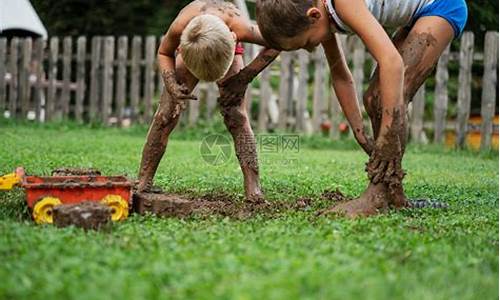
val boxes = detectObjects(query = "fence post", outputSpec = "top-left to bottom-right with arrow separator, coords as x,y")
89,36 -> 102,122
188,85 -> 201,127
101,36 -> 115,124
329,35 -> 348,139
313,47 -> 327,133
60,37 -> 72,119
144,36 -> 156,123
352,36 -> 365,106
278,52 -> 293,130
19,38 -> 32,119
0,38 -> 6,115
296,50 -> 310,132
33,38 -> 45,122
480,32 -> 499,151
115,36 -> 128,126
130,36 -> 142,122
410,84 -> 426,143
156,36 -> 164,96
258,64 -> 271,132
75,36 -> 86,123
206,83 -> 218,119
455,32 -> 474,148
433,45 -> 450,143
8,38 -> 19,118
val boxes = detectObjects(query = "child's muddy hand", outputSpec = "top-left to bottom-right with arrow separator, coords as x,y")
162,70 -> 198,101
366,138 -> 404,184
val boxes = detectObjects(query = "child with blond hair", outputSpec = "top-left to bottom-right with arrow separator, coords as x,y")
137,0 -> 278,202
256,0 -> 467,217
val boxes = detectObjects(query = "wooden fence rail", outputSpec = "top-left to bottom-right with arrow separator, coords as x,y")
0,31 -> 498,150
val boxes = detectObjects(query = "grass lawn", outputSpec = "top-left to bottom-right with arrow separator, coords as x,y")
0,122 -> 498,300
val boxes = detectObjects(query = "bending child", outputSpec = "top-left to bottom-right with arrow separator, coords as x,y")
256,0 -> 468,217
137,0 -> 279,201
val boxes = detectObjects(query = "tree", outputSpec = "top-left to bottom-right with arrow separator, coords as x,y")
31,0 -> 172,37
32,0 -> 498,39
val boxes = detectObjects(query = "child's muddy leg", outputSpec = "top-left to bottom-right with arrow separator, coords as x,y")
400,17 -> 455,105
377,16 -> 454,207
324,18 -> 454,217
218,55 -> 263,202
137,56 -> 198,192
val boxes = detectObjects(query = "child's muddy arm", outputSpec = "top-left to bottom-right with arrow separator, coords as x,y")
336,0 -> 405,183
218,48 -> 280,106
336,0 -> 405,136
322,37 -> 374,155
158,12 -> 198,100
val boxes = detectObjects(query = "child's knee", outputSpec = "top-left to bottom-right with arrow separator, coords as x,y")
156,93 -> 186,125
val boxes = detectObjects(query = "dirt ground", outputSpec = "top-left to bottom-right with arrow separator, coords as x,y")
133,189 -> 349,220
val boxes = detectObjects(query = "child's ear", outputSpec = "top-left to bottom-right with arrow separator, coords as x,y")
306,7 -> 322,23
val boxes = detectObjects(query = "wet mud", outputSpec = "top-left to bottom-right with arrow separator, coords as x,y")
53,201 -> 112,230
132,190 -> 335,219
132,188 -> 445,220
51,168 -> 102,176
321,189 -> 348,202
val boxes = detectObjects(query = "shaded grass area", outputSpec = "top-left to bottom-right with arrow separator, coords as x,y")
0,123 -> 498,300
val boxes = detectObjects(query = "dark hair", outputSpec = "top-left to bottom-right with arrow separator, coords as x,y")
256,0 -> 316,49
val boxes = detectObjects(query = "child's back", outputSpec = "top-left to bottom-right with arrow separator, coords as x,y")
325,0 -> 434,32
324,0 -> 467,37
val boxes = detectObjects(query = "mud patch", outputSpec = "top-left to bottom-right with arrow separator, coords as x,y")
134,191 -> 301,219
51,168 -> 102,176
294,197 -> 312,210
321,189 -> 348,202
133,193 -> 194,218
53,201 -> 111,230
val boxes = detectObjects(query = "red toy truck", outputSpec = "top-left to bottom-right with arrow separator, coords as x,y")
0,167 -> 132,224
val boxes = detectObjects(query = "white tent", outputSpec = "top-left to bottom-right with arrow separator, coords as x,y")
0,0 -> 47,38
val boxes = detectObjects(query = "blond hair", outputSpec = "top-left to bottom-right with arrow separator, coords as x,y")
180,15 -> 236,82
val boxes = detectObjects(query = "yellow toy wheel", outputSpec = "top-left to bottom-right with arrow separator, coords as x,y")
33,197 -> 62,224
101,195 -> 129,221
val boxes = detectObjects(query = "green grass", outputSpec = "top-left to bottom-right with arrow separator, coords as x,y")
0,123 -> 498,300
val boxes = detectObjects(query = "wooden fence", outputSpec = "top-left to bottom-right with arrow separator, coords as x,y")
0,31 -> 498,150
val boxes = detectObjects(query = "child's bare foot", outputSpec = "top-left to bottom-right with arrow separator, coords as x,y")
320,183 -> 390,218
388,183 -> 411,208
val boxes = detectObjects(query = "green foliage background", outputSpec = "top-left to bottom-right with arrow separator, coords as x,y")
31,0 -> 498,39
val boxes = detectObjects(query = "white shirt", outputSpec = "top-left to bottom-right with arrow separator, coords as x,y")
325,0 -> 436,33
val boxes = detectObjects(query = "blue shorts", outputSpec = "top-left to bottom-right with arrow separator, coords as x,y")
413,0 -> 468,38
